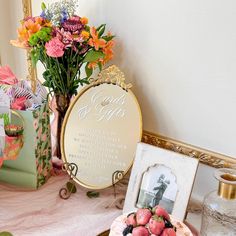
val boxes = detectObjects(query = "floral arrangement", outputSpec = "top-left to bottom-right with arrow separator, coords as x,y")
11,0 -> 115,159
13,0 -> 115,97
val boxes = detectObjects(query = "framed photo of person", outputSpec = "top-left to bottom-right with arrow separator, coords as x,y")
123,142 -> 199,221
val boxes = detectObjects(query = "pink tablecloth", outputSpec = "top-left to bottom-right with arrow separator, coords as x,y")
0,175 -> 122,236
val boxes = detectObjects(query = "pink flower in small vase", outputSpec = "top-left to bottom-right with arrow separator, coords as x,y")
45,38 -> 65,57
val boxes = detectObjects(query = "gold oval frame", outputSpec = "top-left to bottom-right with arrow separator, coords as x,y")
61,65 -> 143,190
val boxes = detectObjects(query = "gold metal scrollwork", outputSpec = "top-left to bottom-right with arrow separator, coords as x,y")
59,162 -> 78,200
112,170 -> 124,198
89,65 -> 132,91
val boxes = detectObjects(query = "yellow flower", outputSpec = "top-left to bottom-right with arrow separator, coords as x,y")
81,30 -> 90,39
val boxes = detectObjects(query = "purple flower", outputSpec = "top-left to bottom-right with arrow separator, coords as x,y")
60,9 -> 68,23
62,16 -> 84,34
40,10 -> 46,19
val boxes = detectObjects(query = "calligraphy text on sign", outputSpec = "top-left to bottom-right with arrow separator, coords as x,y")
78,90 -> 126,121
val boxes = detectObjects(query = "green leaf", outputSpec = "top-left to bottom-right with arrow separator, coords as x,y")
30,49 -> 40,67
41,2 -> 46,11
102,35 -> 115,42
96,24 -> 106,33
0,232 -> 13,236
97,24 -> 106,37
73,80 -> 80,86
85,63 -> 93,78
98,61 -> 102,71
83,50 -> 104,62
66,182 -> 77,194
0,113 -> 10,126
42,80 -> 51,88
86,191 -> 100,198
42,70 -> 53,88
84,25 -> 90,32
79,78 -> 90,86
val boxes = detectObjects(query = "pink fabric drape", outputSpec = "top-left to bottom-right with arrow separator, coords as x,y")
0,175 -> 122,236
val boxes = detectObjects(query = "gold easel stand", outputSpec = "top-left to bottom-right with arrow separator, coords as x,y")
59,162 -> 78,199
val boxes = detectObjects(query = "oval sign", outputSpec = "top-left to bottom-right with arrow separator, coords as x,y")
61,66 -> 142,189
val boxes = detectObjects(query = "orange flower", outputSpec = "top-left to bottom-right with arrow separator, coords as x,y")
35,16 -> 43,25
100,40 -> 114,64
81,30 -> 90,39
17,17 -> 51,44
17,25 -> 30,43
24,19 -> 42,35
81,17 -> 88,25
88,61 -> 98,69
88,27 -> 106,50
10,39 -> 29,49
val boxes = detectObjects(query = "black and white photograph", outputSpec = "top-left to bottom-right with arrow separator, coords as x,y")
136,164 -> 178,214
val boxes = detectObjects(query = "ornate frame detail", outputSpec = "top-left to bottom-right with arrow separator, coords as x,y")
142,131 -> 236,168
22,0 -> 37,92
89,65 -> 133,91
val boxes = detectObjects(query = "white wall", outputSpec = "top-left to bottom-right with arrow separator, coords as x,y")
33,0 -> 236,158
77,0 -> 236,158
0,0 -> 28,80
32,0 -> 236,200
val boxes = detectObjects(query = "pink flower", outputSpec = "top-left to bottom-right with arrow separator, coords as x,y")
11,97 -> 26,110
45,38 -> 65,57
0,65 -> 18,85
55,28 -> 73,47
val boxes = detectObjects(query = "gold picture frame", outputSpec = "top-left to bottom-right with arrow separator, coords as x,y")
142,131 -> 236,169
22,0 -> 37,92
